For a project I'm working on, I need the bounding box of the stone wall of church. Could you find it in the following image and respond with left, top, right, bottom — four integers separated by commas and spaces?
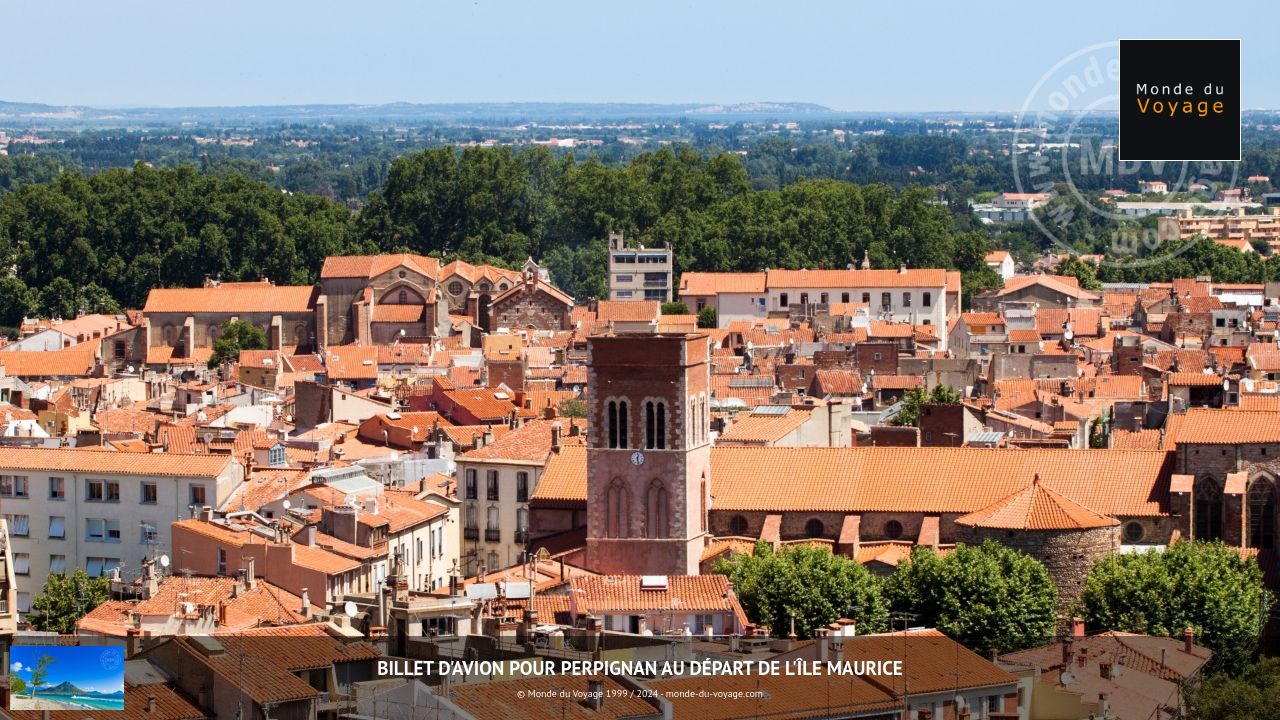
489, 291, 569, 332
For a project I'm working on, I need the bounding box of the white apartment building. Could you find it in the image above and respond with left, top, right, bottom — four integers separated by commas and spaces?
679, 267, 954, 345
454, 418, 578, 575
606, 231, 673, 302
0, 448, 243, 615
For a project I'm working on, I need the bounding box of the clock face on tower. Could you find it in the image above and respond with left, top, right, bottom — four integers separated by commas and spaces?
630, 451, 645, 466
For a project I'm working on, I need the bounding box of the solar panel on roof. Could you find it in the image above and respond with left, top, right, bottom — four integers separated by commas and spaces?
729, 377, 774, 388
465, 583, 498, 599
502, 582, 532, 599
751, 406, 791, 416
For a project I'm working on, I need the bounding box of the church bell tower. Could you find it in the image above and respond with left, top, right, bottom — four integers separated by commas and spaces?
584, 331, 712, 575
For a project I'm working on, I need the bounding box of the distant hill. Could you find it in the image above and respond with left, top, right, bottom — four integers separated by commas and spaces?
39, 680, 86, 695
0, 99, 839, 126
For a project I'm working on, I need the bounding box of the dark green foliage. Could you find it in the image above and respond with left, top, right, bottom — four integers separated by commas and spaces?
714, 542, 889, 639
1081, 541, 1274, 674
697, 307, 717, 328
1185, 657, 1280, 720
29, 568, 110, 634
660, 301, 688, 315
208, 319, 269, 368
557, 397, 587, 418
884, 542, 1058, 653
890, 384, 963, 427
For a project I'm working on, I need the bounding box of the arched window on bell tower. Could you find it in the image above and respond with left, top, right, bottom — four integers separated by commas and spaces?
606, 478, 629, 538
646, 480, 669, 539
618, 400, 628, 448
607, 401, 618, 448
645, 400, 666, 449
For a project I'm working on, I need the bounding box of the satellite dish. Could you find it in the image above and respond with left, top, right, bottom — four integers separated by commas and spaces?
282, 499, 292, 510
181, 602, 195, 614
1063, 330, 1074, 341
159, 554, 170, 568
344, 601, 358, 618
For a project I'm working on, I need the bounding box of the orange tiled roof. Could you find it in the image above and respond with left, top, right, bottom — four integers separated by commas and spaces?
323, 346, 379, 381
594, 300, 660, 323
320, 253, 440, 279
871, 374, 924, 390
443, 387, 519, 422
1111, 428, 1163, 450
812, 369, 863, 396
955, 477, 1119, 530
1008, 328, 1042, 342
766, 268, 949, 289
534, 445, 1171, 517
962, 312, 1004, 326
143, 282, 315, 313
718, 408, 812, 444
998, 274, 1099, 300
1237, 394, 1280, 412
449, 675, 657, 720
571, 574, 742, 614
0, 346, 98, 377
1173, 408, 1280, 444
679, 272, 768, 295
459, 418, 586, 462
1168, 371, 1223, 387
0, 447, 232, 477
370, 304, 425, 323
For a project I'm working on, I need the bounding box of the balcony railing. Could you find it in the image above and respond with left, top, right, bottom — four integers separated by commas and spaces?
464, 527, 480, 541
514, 530, 529, 544
485, 528, 501, 543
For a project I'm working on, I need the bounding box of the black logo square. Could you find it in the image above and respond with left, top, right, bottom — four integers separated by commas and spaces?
1119, 39, 1240, 161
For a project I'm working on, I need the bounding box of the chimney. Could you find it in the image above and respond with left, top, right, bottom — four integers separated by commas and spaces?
217, 601, 228, 627
301, 588, 311, 618
815, 628, 829, 661
1072, 617, 1085, 638
1098, 693, 1110, 718
543, 405, 557, 420
146, 695, 157, 714
586, 679, 604, 710
1184, 626, 1194, 654
201, 505, 213, 522
305, 525, 317, 547
898, 264, 907, 274
1062, 637, 1074, 665
370, 497, 380, 515
244, 558, 256, 590
551, 423, 562, 453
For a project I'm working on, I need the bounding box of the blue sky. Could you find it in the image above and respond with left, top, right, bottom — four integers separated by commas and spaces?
8, 0, 1278, 110
10, 646, 124, 694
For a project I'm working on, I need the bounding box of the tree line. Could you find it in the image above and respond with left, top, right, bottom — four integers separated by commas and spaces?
0, 146, 1002, 329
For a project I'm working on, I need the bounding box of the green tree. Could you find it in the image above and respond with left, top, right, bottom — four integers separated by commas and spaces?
0, 276, 34, 329
1185, 657, 1280, 720
1056, 255, 1104, 290
557, 397, 587, 418
208, 319, 268, 369
38, 277, 79, 319
1081, 540, 1273, 673
660, 301, 689, 315
714, 542, 888, 639
890, 383, 963, 427
885, 542, 1058, 653
29, 654, 53, 698
29, 568, 110, 635
697, 306, 717, 328
9, 676, 24, 697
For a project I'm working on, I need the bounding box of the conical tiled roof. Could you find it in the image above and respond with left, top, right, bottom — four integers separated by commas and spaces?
955, 475, 1119, 531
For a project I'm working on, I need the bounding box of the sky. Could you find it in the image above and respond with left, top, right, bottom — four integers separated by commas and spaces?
10, 646, 125, 694
8, 0, 1279, 111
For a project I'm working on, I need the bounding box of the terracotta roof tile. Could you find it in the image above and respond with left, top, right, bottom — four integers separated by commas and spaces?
460, 418, 586, 462
1173, 408, 1280, 444
143, 282, 315, 314
571, 574, 742, 614
534, 446, 1170, 517
0, 447, 232, 477
324, 346, 379, 381
594, 300, 661, 323
718, 408, 812, 444
955, 476, 1119, 530
679, 272, 768, 295
767, 268, 949, 289
0, 346, 98, 377
320, 253, 440, 279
